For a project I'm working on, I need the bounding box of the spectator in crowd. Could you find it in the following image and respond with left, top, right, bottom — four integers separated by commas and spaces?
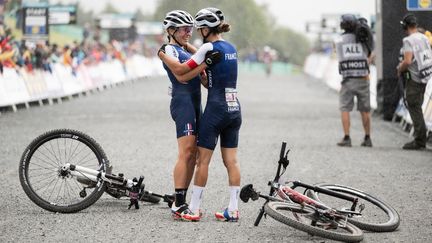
397, 14, 432, 150
0, 25, 134, 75
334, 14, 373, 147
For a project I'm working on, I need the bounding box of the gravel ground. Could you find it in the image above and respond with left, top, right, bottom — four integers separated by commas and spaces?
0, 72, 431, 243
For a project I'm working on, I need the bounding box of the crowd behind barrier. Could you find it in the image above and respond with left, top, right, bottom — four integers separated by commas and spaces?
0, 55, 165, 112
303, 52, 432, 134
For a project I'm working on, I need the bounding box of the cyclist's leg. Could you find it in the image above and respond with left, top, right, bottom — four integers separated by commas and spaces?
221, 147, 240, 187
188, 147, 213, 215
170, 98, 199, 216
189, 112, 219, 214
174, 135, 197, 190
193, 147, 214, 187
220, 115, 242, 188
171, 135, 200, 221
215, 116, 241, 221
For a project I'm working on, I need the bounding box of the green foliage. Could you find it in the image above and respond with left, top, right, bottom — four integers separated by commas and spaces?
153, 0, 311, 65
102, 2, 120, 14
268, 28, 311, 65
5, 0, 22, 12
154, 0, 271, 48
134, 9, 153, 21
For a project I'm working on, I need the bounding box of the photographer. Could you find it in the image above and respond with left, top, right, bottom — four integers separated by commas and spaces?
334, 14, 374, 147
397, 14, 432, 150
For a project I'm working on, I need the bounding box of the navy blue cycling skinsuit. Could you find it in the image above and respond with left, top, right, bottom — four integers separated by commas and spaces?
163, 44, 202, 138
186, 40, 241, 150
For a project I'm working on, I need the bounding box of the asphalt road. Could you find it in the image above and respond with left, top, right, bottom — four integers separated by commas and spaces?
0, 72, 431, 242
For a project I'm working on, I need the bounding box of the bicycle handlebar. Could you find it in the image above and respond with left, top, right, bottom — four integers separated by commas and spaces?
279, 141, 287, 160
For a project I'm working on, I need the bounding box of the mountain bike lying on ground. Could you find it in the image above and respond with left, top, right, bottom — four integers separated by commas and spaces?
19, 129, 174, 213
240, 142, 400, 242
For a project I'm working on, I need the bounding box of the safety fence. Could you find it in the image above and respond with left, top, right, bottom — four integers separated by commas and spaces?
303, 53, 432, 134
0, 55, 165, 113
238, 62, 301, 75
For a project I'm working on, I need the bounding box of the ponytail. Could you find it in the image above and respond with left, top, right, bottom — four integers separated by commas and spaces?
216, 23, 231, 33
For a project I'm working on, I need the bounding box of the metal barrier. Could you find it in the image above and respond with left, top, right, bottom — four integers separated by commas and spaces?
0, 55, 165, 113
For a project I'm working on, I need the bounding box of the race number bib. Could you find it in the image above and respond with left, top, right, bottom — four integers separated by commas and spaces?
225, 88, 239, 112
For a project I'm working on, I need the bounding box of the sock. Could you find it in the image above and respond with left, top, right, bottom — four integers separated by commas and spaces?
365, 134, 370, 139
344, 135, 350, 140
174, 188, 187, 207
189, 185, 204, 212
228, 186, 240, 212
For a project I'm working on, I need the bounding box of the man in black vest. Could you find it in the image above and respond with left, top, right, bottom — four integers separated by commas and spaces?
397, 14, 432, 150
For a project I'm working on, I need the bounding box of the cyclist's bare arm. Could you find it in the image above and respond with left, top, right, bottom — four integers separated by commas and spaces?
159, 43, 213, 75
185, 43, 198, 54
172, 63, 207, 83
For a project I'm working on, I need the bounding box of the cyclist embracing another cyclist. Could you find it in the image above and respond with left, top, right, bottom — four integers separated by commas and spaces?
160, 10, 206, 222
159, 7, 242, 222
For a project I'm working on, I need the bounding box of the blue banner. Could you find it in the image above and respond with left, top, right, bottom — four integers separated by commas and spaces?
407, 0, 432, 10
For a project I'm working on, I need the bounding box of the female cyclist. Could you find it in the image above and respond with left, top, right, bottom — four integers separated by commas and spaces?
159, 8, 241, 222
160, 10, 207, 221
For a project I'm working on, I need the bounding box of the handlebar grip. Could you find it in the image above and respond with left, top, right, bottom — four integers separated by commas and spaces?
137, 176, 144, 188
279, 141, 287, 159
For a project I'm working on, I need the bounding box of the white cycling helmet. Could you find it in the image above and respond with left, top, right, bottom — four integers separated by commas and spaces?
194, 7, 224, 28
163, 10, 194, 30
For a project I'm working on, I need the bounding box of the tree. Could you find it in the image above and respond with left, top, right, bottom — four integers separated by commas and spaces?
5, 0, 22, 12
134, 8, 152, 22
268, 27, 311, 65
154, 0, 271, 49
102, 2, 119, 14
154, 0, 310, 65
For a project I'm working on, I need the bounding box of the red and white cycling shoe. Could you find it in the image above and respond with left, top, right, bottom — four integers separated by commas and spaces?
171, 204, 201, 221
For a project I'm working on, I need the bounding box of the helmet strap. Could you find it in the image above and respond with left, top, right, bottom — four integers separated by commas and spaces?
201, 28, 212, 43
169, 28, 187, 49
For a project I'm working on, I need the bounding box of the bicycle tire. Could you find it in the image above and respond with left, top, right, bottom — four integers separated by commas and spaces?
264, 202, 364, 242
307, 184, 400, 232
19, 129, 108, 213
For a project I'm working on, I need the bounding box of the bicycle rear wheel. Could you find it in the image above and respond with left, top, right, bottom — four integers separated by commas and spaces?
264, 201, 364, 242
19, 129, 108, 213
307, 184, 400, 232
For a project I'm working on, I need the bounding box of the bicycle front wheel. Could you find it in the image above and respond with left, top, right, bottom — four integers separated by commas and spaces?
264, 201, 364, 242
307, 184, 400, 232
19, 129, 108, 213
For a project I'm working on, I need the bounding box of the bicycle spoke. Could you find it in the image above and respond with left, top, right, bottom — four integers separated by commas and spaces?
48, 140, 62, 165
20, 130, 108, 213
33, 151, 59, 169
31, 173, 58, 188
66, 140, 82, 165
29, 161, 57, 171
41, 144, 62, 166
74, 150, 95, 167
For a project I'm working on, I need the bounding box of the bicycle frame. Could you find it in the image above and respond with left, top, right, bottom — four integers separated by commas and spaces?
63, 163, 172, 203
64, 163, 135, 188
243, 142, 361, 226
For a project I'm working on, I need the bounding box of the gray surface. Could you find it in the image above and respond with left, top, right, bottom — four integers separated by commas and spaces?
0, 73, 431, 242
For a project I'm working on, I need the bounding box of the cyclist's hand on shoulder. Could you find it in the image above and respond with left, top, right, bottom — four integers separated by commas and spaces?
158, 44, 167, 58
205, 51, 222, 67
